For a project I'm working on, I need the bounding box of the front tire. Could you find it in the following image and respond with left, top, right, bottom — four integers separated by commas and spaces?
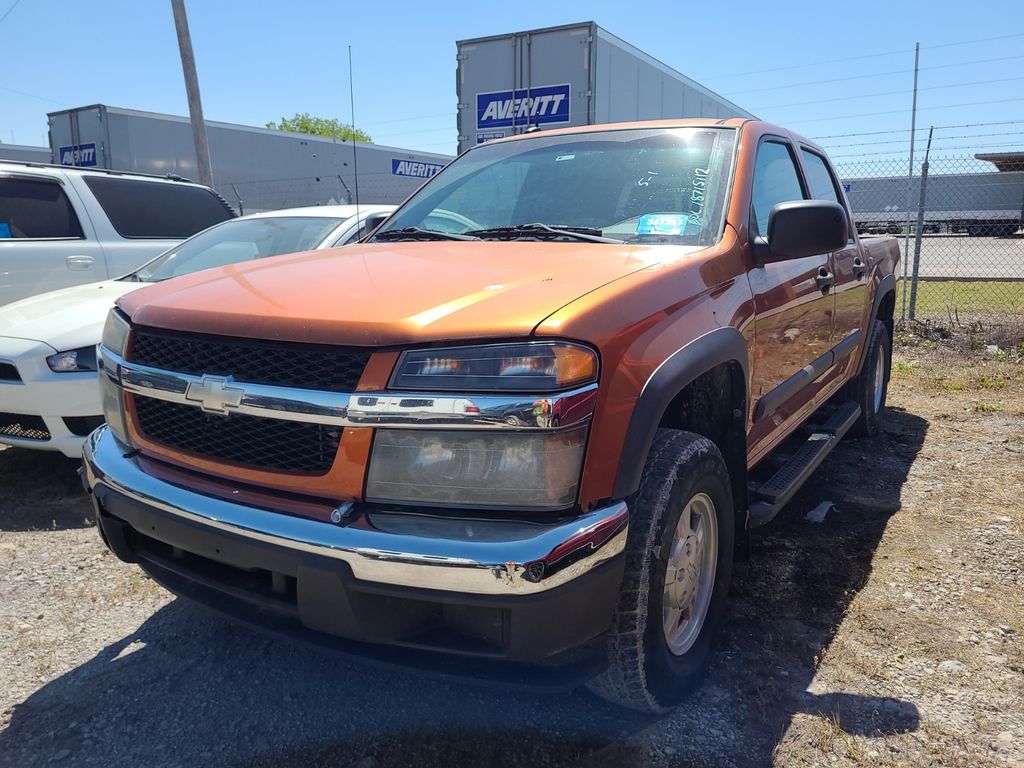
587, 430, 734, 712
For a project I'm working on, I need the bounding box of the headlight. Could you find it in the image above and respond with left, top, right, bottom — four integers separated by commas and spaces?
46, 346, 98, 373
365, 426, 588, 510
101, 309, 130, 356
390, 342, 597, 392
99, 370, 130, 445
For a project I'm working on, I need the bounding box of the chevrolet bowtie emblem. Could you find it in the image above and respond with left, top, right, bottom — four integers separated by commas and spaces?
184, 375, 244, 415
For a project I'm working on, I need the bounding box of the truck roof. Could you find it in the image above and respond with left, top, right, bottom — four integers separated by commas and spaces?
477, 118, 824, 154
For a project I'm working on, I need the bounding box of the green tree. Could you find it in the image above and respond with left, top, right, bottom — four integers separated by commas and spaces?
265, 113, 371, 143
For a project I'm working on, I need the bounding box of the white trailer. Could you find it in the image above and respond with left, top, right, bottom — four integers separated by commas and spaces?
456, 21, 754, 152
48, 105, 453, 212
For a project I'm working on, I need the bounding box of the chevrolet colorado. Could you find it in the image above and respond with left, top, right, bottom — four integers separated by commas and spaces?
83, 119, 899, 712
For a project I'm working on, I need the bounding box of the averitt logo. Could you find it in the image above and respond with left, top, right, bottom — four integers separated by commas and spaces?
391, 159, 445, 179
477, 84, 571, 129
58, 143, 97, 167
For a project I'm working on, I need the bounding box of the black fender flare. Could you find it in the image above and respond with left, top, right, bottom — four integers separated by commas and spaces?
855, 273, 897, 376
611, 326, 750, 499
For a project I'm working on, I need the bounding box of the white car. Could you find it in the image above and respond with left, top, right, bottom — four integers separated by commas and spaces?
0, 204, 394, 457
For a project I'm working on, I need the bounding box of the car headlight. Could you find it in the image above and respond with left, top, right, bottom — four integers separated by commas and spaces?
99, 367, 130, 445
101, 309, 130, 357
390, 342, 597, 392
365, 426, 588, 510
46, 345, 98, 373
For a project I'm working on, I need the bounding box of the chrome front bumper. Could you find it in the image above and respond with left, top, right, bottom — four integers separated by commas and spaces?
82, 426, 628, 596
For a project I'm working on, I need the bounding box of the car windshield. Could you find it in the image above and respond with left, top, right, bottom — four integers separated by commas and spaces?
132, 216, 348, 282
375, 127, 736, 246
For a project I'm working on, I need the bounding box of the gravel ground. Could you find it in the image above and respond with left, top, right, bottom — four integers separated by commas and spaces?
1, 333, 1022, 768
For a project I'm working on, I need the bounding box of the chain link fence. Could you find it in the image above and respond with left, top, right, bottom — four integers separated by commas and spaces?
834, 155, 1024, 327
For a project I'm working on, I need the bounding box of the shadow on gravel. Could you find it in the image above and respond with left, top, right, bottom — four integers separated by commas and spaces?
0, 446, 92, 531
719, 405, 927, 754
0, 409, 927, 767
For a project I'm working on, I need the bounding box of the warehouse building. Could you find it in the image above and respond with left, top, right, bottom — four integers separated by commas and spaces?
0, 143, 51, 164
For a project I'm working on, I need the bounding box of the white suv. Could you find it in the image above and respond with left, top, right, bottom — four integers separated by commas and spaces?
0, 161, 235, 305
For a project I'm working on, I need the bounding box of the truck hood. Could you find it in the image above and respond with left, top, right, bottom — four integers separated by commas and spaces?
0, 279, 142, 351
118, 241, 697, 346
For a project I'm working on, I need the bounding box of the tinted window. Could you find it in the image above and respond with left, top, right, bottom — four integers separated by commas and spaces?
134, 216, 347, 282
0, 178, 83, 239
800, 149, 842, 205
750, 141, 805, 236
83, 176, 234, 238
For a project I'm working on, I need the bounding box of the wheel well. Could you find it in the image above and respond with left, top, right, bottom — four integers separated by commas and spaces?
877, 288, 896, 341
657, 362, 748, 538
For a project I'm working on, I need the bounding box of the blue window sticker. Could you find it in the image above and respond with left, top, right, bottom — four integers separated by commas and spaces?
0, 223, 11, 238
636, 213, 688, 236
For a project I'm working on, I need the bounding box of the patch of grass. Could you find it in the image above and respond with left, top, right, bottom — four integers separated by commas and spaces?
980, 375, 1007, 389
892, 360, 920, 376
943, 380, 967, 392
970, 402, 1001, 413
906, 280, 1024, 317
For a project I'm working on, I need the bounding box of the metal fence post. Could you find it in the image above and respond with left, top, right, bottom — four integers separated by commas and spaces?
908, 127, 934, 320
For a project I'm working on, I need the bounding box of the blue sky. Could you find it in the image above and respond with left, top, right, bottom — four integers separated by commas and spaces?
1, 0, 1022, 164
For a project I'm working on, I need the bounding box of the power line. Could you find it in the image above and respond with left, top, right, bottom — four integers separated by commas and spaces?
796, 96, 1024, 125
746, 75, 1024, 111
724, 53, 1024, 97
821, 130, 1024, 150
0, 0, 22, 25
829, 140, 1024, 159
696, 31, 1024, 82
814, 119, 1024, 140
0, 85, 62, 104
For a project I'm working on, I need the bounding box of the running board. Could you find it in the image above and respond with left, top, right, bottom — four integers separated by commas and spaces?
747, 402, 861, 528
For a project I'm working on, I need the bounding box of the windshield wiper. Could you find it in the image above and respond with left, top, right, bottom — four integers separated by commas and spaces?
465, 223, 624, 244
373, 227, 481, 242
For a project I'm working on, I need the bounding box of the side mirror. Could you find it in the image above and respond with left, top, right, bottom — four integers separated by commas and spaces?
362, 212, 391, 237
757, 200, 848, 263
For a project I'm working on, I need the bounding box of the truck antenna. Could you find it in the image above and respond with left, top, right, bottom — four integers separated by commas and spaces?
348, 45, 361, 222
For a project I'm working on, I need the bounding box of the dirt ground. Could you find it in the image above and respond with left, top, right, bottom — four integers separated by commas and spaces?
0, 329, 1021, 768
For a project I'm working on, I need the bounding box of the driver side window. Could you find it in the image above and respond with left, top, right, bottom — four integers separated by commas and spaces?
750, 141, 805, 237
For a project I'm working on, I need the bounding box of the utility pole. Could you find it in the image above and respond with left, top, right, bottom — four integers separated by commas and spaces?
170, 0, 214, 188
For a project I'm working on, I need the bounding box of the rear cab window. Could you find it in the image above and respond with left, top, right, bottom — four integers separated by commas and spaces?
800, 149, 855, 242
83, 176, 234, 239
0, 177, 84, 239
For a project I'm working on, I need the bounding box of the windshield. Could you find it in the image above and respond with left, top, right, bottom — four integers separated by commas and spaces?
376, 127, 736, 246
132, 216, 348, 282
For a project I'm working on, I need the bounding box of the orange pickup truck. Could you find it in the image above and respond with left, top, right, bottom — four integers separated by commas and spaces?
84, 119, 899, 711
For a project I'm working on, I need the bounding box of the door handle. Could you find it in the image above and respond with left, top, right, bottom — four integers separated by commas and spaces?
815, 267, 835, 292
852, 257, 867, 279
66, 255, 95, 271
